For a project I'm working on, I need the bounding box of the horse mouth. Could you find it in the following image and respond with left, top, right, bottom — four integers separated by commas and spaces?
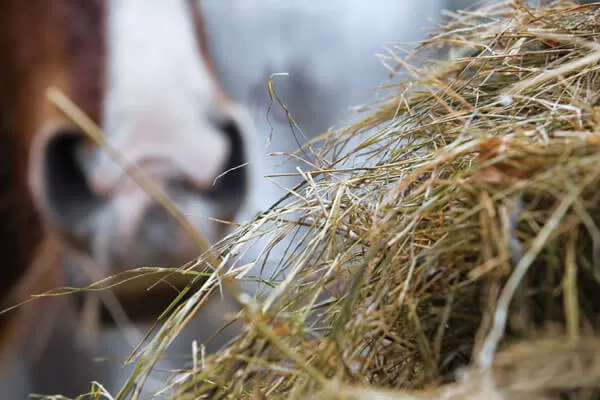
63, 204, 234, 325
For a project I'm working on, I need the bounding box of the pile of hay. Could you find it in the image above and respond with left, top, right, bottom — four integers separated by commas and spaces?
92, 1, 600, 399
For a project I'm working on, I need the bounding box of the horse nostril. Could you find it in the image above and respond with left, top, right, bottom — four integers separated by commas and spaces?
206, 118, 248, 202
36, 127, 102, 232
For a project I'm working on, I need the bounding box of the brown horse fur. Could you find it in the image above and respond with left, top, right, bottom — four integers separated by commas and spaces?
0, 1, 78, 362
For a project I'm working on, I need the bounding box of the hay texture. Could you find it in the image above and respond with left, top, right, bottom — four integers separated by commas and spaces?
86, 1, 600, 399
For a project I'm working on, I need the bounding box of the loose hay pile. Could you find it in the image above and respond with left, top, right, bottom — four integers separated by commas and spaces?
103, 1, 600, 399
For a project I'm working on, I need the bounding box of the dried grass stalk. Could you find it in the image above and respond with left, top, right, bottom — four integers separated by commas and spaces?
54, 1, 600, 399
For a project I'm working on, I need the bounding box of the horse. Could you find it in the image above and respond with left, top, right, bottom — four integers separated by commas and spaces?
0, 0, 250, 396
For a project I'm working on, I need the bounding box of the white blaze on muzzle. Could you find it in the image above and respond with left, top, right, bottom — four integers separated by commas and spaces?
98, 0, 229, 197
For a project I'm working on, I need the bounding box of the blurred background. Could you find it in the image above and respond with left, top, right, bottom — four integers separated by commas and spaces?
204, 0, 468, 209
